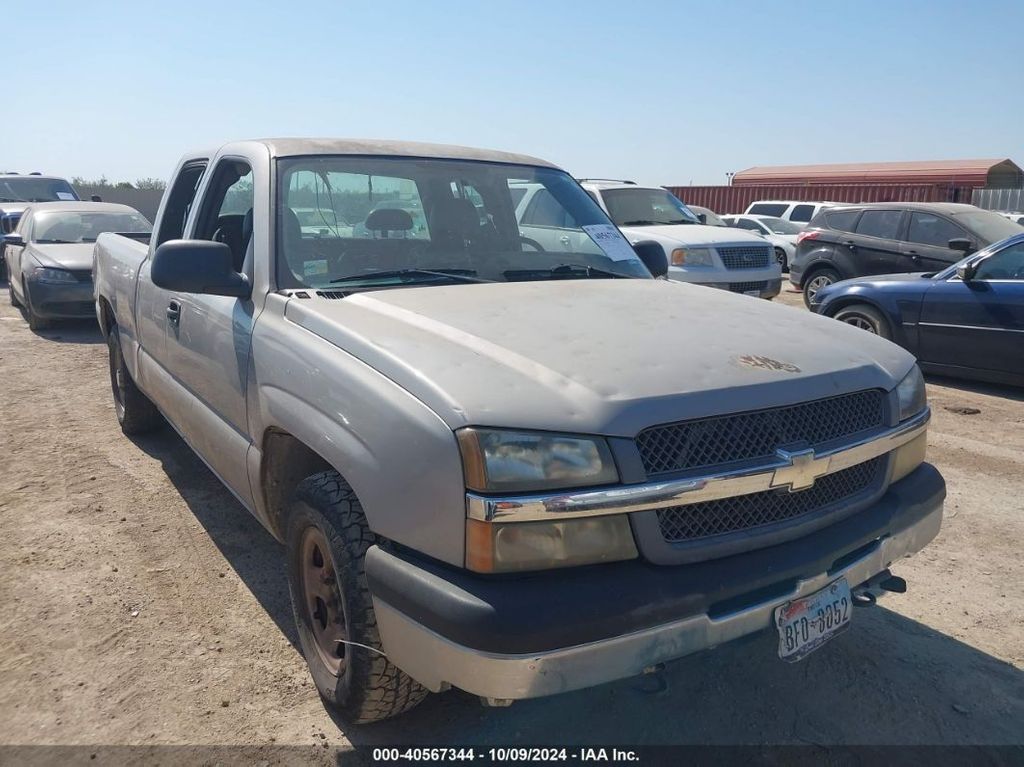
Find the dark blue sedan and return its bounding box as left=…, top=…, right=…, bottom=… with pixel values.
left=812, top=232, right=1024, bottom=387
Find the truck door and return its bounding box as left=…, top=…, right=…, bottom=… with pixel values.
left=849, top=209, right=911, bottom=275
left=157, top=158, right=257, bottom=505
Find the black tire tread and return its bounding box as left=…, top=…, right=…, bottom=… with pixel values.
left=802, top=266, right=841, bottom=308
left=291, top=471, right=428, bottom=723
left=107, top=327, right=163, bottom=435
left=834, top=302, right=892, bottom=340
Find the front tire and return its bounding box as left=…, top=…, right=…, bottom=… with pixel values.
left=834, top=303, right=892, bottom=340
left=286, top=471, right=428, bottom=724
left=802, top=267, right=841, bottom=308
left=106, top=325, right=163, bottom=434
left=774, top=247, right=788, bottom=272
left=23, top=284, right=51, bottom=330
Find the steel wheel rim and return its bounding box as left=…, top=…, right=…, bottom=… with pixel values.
left=806, top=275, right=832, bottom=301
left=775, top=249, right=786, bottom=267
left=843, top=315, right=877, bottom=334
left=299, top=526, right=347, bottom=676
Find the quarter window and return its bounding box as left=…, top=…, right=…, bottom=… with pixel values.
left=825, top=209, right=860, bottom=232
left=522, top=188, right=575, bottom=228
left=906, top=213, right=966, bottom=249
left=855, top=210, right=903, bottom=240
left=155, top=161, right=207, bottom=246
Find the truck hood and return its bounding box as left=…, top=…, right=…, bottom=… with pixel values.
left=286, top=280, right=914, bottom=435
left=26, top=242, right=95, bottom=271
left=618, top=223, right=766, bottom=248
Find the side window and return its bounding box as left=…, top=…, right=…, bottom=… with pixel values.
left=973, top=242, right=1024, bottom=281
left=194, top=160, right=254, bottom=271
left=155, top=161, right=208, bottom=246
left=521, top=188, right=571, bottom=228
left=736, top=218, right=763, bottom=232
left=790, top=204, right=816, bottom=223
left=855, top=210, right=903, bottom=240
left=906, top=213, right=966, bottom=248
left=748, top=203, right=787, bottom=217
left=825, top=209, right=860, bottom=232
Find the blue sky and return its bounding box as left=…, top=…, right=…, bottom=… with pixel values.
left=5, top=0, right=1022, bottom=186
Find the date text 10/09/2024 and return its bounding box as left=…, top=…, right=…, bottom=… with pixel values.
left=372, top=748, right=641, bottom=762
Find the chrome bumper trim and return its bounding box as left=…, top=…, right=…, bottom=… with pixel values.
left=375, top=496, right=943, bottom=700
left=467, top=408, right=930, bottom=523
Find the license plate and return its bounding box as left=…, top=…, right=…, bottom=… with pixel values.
left=745, top=289, right=761, bottom=296
left=775, top=578, right=851, bottom=662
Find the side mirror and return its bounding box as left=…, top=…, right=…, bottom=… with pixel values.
left=696, top=213, right=707, bottom=224
left=956, top=263, right=977, bottom=282
left=90, top=195, right=102, bottom=202
left=151, top=240, right=251, bottom=298
left=633, top=240, right=668, bottom=278
left=948, top=238, right=974, bottom=254
left=3, top=233, right=24, bottom=247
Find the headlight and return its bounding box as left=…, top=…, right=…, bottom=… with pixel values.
left=457, top=428, right=618, bottom=493
left=466, top=516, right=638, bottom=573
left=670, top=247, right=714, bottom=266
left=34, top=267, right=77, bottom=284
left=895, top=365, right=927, bottom=421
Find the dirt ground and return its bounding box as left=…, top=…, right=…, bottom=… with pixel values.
left=0, top=282, right=1021, bottom=756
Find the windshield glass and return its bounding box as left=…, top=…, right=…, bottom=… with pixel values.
left=32, top=210, right=151, bottom=243
left=0, top=177, right=78, bottom=203
left=276, top=157, right=651, bottom=288
left=950, top=209, right=1024, bottom=243
left=600, top=188, right=699, bottom=227
left=757, top=216, right=802, bottom=234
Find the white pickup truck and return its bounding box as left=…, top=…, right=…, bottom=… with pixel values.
left=93, top=139, right=944, bottom=723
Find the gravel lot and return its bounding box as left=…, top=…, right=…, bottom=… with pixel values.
left=0, top=282, right=1021, bottom=753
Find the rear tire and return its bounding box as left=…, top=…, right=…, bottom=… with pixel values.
left=834, top=303, right=892, bottom=340
left=286, top=471, right=428, bottom=724
left=106, top=325, right=163, bottom=434
left=802, top=267, right=841, bottom=308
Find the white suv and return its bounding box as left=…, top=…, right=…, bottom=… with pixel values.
left=744, top=200, right=839, bottom=227
left=515, top=180, right=781, bottom=298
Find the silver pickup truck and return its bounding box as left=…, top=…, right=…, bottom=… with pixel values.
left=94, top=139, right=944, bottom=723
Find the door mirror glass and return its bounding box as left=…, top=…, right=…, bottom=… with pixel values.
left=955, top=263, right=977, bottom=282
left=3, top=233, right=24, bottom=247
left=632, top=240, right=668, bottom=278
left=948, top=238, right=974, bottom=254
left=151, top=239, right=251, bottom=297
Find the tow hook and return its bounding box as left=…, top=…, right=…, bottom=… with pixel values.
left=852, top=569, right=906, bottom=607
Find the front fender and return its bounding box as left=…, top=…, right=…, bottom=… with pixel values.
left=819, top=287, right=922, bottom=352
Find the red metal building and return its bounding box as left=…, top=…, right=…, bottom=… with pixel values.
left=667, top=159, right=1023, bottom=214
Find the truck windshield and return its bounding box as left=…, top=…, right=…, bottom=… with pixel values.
left=275, top=157, right=651, bottom=289
left=32, top=210, right=151, bottom=243
left=0, top=177, right=78, bottom=203
left=600, top=188, right=699, bottom=227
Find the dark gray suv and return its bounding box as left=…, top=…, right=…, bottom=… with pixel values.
left=790, top=202, right=1024, bottom=306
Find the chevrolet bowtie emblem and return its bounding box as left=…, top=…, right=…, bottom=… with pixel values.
left=771, top=448, right=831, bottom=492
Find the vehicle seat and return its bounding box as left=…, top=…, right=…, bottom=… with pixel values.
left=281, top=207, right=311, bottom=280
left=346, top=208, right=415, bottom=272
left=212, top=214, right=247, bottom=271
left=428, top=197, right=484, bottom=257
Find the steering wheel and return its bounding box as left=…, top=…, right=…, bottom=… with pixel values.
left=518, top=235, right=545, bottom=252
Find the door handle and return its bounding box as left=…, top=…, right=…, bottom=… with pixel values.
left=843, top=240, right=857, bottom=249
left=166, top=299, right=181, bottom=326
left=559, top=235, right=571, bottom=247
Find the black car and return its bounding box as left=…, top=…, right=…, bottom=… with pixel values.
left=790, top=202, right=1024, bottom=306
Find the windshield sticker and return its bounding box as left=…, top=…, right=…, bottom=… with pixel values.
left=303, top=259, right=328, bottom=278
left=582, top=224, right=637, bottom=262
left=56, top=192, right=76, bottom=201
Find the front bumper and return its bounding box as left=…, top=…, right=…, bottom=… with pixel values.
left=26, top=277, right=95, bottom=319
left=669, top=267, right=781, bottom=299
left=367, top=463, right=944, bottom=700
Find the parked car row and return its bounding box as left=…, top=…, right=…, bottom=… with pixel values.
left=0, top=172, right=85, bottom=281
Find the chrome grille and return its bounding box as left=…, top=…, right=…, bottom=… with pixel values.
left=718, top=246, right=771, bottom=270
left=728, top=281, right=767, bottom=293
left=656, top=456, right=885, bottom=543
left=636, top=390, right=886, bottom=477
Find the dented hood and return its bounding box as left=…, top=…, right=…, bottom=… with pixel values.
left=285, top=280, right=914, bottom=435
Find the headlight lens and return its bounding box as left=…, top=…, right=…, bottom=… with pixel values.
left=670, top=247, right=714, bottom=266
left=895, top=365, right=927, bottom=421
left=457, top=428, right=618, bottom=493
left=34, top=267, right=77, bottom=284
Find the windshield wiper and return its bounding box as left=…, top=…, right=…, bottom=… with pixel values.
left=504, top=264, right=628, bottom=281
left=35, top=239, right=76, bottom=244
left=329, top=268, right=489, bottom=285
left=620, top=219, right=691, bottom=226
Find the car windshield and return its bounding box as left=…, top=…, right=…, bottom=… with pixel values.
left=276, top=157, right=652, bottom=289
left=0, top=177, right=78, bottom=203
left=600, top=188, right=699, bottom=227
left=757, top=216, right=802, bottom=234
left=32, top=210, right=151, bottom=243
left=950, top=209, right=1024, bottom=243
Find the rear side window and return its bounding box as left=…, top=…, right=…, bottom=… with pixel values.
left=736, top=218, right=765, bottom=232
left=748, top=203, right=787, bottom=217
left=855, top=210, right=902, bottom=240
left=789, top=204, right=816, bottom=223
left=522, top=188, right=576, bottom=228
left=155, top=161, right=208, bottom=246
left=906, top=212, right=966, bottom=248
left=825, top=209, right=860, bottom=232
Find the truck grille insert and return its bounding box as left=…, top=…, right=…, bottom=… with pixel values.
left=727, top=280, right=768, bottom=293
left=656, top=456, right=885, bottom=543
left=636, top=390, right=886, bottom=477
left=718, top=246, right=771, bottom=270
